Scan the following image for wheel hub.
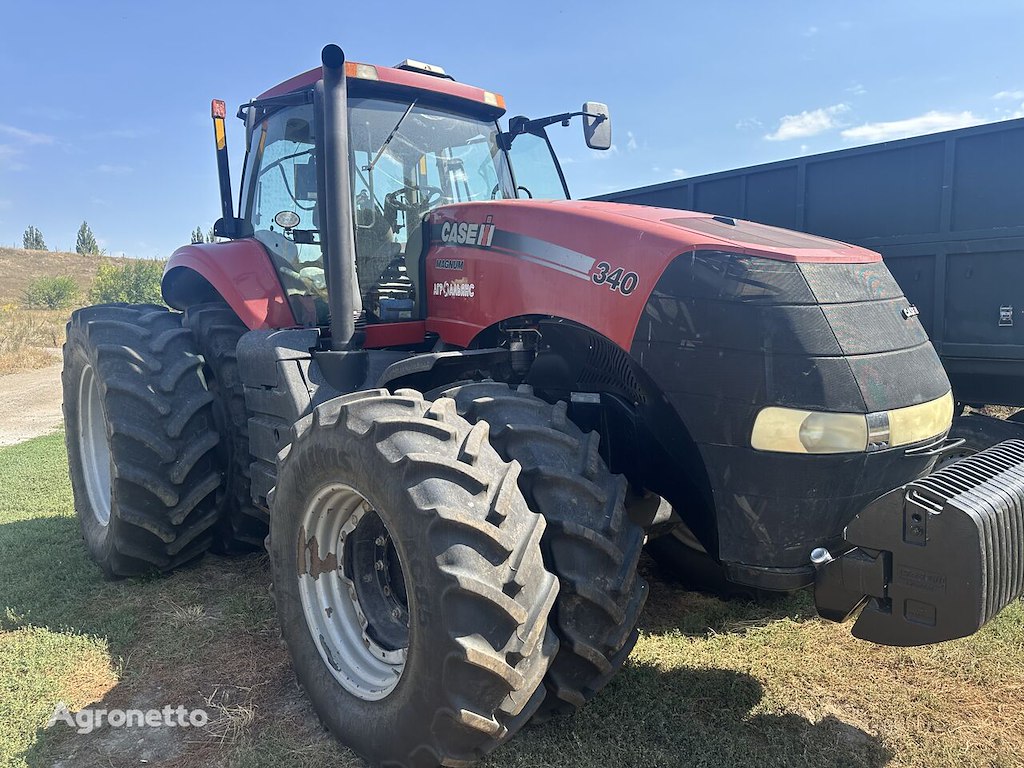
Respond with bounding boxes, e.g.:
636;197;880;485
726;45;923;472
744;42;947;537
297;483;408;700
77;364;112;526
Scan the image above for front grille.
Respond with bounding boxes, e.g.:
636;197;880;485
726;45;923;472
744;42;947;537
910;439;1024;623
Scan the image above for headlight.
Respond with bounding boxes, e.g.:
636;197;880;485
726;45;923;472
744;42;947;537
751;391;953;454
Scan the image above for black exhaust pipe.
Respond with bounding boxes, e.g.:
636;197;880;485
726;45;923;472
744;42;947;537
317;44;357;350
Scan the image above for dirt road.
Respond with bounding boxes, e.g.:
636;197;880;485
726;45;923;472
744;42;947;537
0;362;63;447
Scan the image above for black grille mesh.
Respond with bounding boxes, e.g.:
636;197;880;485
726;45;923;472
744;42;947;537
911;439;1024;623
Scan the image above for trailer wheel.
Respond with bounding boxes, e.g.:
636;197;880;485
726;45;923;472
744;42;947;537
184;303;268;552
434;382;647;718
269;390;558;768
62;304;222;577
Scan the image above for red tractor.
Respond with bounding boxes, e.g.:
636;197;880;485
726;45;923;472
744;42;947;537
63;45;1024;767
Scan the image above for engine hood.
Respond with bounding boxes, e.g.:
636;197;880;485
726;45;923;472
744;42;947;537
423;199;884;350
430;199;881;265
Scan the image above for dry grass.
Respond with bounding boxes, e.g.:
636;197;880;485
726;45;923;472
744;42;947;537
0;247;111;305
0;305;67;375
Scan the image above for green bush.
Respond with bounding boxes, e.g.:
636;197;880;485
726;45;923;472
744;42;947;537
90;260;165;304
22;275;78;309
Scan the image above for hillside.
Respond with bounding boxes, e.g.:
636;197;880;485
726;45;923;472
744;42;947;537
0;247;115;304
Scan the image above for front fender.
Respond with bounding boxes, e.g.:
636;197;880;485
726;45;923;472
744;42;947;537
162;240;296;330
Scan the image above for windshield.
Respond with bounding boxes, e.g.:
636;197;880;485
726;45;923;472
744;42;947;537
350;97;514;237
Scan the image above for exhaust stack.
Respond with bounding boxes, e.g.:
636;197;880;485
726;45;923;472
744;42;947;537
316;44;358;350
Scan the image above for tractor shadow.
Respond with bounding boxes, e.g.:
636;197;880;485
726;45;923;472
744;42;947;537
497;664;892;768
637;553;819;637
5;514;880;768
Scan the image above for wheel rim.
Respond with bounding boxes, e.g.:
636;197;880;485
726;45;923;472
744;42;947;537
297;483;408;701
77;364;112;526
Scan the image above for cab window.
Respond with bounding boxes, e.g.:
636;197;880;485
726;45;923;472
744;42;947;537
244;103;327;326
507;131;569;200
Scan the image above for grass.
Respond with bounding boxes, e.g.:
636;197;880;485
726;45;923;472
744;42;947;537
0;305;66;374
1;433;1022;768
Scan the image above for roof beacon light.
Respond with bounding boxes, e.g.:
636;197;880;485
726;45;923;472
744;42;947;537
345;62;379;81
395;59;450;79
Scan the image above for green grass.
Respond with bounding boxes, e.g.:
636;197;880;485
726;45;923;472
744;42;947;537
1;433;1022;768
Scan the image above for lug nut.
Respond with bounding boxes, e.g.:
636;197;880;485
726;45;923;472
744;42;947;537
375;536;386;546
392;608;402;620
375;560;384;571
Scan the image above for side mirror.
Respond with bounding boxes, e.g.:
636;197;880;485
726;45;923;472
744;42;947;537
582;102;611;150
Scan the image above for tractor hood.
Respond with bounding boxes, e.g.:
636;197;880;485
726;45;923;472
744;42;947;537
429;199;881;265
425;199;884;351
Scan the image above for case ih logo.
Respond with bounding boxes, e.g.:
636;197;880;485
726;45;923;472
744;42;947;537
433;278;476;299
439;218;495;247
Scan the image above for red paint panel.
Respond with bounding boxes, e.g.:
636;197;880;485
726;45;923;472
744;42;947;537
258;62;502;113
422;200;882;350
363;321;426;348
163;240;296;330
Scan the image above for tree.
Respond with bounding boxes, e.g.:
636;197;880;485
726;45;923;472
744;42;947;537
90;260;165;304
206;226;215;243
76;221;99;256
191;226;204;244
22;225;47;251
22;275;78;308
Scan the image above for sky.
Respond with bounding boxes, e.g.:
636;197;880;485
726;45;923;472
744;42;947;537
0;0;1022;257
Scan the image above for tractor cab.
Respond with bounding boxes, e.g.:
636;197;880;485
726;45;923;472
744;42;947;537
228;58;583;330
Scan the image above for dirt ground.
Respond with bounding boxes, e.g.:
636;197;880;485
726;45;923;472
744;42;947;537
0;362;63;447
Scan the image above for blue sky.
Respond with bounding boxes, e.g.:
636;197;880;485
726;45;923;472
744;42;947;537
1;0;1021;257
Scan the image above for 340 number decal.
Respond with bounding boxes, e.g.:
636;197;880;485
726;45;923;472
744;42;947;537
591;262;639;295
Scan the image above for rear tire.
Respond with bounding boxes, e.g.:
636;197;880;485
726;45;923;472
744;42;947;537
269;389;559;767
184;302;268;553
62;304;222;577
434;382;647;718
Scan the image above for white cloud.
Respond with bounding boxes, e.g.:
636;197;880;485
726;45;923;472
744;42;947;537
735;117;763;131
994;90;1024;101
591;144;619;160
841;110;983;142
764;103;850;141
0;144;25;170
96;164;134;175
0;124;53;145
671;168;689;178
626;131;638;152
846;83;867;96
803;26;819;37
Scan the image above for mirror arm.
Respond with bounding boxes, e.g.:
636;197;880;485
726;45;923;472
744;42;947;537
499;110;606;149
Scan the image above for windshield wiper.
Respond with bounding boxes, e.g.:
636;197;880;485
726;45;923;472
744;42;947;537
364;100;417;171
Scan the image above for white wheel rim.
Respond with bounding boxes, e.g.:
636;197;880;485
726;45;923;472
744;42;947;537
297;483;407;701
77;364;112;526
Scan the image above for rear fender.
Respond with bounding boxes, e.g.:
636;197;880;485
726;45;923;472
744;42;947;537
162;240;296;330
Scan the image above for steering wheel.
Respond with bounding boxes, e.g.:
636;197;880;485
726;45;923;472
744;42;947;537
386;185;444;212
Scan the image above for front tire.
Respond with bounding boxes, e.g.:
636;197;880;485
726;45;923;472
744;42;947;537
62;304;222;577
436;383;647;718
269;390;559;767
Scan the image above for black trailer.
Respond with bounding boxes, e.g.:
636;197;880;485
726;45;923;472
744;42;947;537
593;118;1024;407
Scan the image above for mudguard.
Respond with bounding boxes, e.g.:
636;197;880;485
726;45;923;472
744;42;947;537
162;240;296;330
